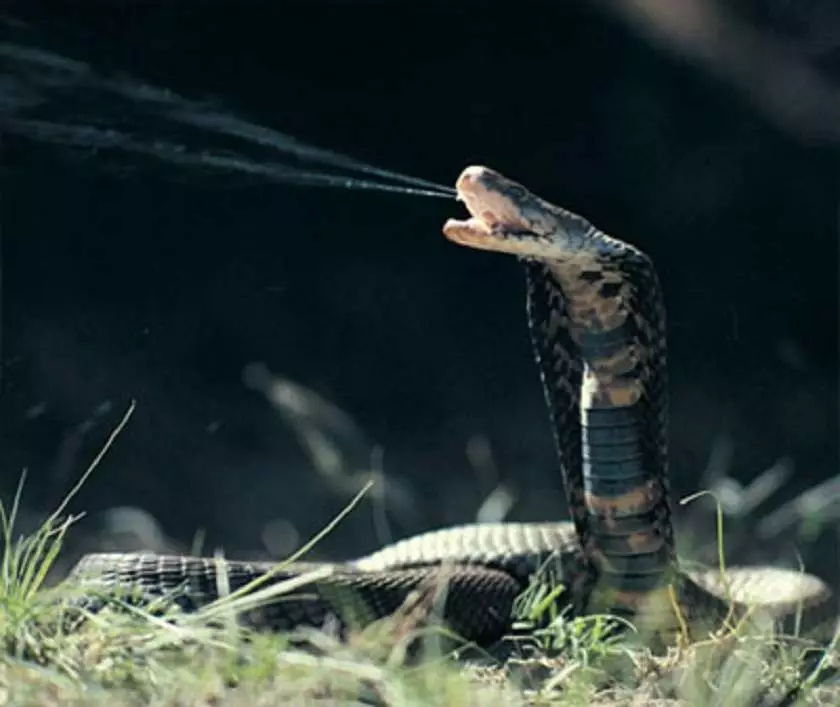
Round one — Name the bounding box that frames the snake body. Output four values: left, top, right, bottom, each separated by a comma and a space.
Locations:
69, 166, 833, 646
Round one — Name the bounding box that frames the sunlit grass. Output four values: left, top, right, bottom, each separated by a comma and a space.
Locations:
0, 405, 837, 705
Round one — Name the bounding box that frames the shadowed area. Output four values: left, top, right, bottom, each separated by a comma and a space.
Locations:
0, 1, 837, 597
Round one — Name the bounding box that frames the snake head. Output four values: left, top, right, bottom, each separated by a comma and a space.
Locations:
442, 166, 592, 259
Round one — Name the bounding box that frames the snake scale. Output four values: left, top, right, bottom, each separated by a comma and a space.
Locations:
68, 166, 833, 647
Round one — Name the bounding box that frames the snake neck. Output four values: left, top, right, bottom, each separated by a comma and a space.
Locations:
524, 252, 678, 619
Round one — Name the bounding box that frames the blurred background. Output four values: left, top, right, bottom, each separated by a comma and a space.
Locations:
1, 1, 838, 582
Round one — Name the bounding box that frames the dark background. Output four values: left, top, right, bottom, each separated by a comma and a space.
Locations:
2, 2, 838, 580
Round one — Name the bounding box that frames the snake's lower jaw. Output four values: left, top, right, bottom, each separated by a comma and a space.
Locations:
442, 218, 484, 246
443, 218, 516, 255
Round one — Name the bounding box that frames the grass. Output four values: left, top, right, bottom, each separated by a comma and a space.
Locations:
0, 405, 838, 706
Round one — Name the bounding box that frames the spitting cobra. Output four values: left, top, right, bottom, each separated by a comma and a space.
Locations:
68, 166, 833, 647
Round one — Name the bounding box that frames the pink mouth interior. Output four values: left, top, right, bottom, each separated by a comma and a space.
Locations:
452, 192, 523, 235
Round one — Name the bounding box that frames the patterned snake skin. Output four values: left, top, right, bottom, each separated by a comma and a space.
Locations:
68, 166, 834, 647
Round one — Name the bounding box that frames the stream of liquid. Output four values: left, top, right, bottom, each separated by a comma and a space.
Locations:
1, 30, 456, 199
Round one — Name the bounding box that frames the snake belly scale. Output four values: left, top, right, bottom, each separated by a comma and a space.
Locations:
69, 166, 833, 647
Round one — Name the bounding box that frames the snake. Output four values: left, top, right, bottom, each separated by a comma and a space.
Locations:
68, 165, 833, 648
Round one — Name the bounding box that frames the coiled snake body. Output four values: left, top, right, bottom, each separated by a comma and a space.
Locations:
69, 166, 833, 647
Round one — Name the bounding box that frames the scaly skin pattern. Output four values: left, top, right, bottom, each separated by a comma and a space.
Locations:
443, 166, 675, 621
67, 166, 834, 647
442, 165, 830, 629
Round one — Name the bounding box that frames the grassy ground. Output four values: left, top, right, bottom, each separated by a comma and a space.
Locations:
2, 407, 838, 706
3, 532, 839, 707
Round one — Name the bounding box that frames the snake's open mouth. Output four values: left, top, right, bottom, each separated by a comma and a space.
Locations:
442, 165, 534, 249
